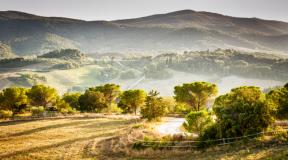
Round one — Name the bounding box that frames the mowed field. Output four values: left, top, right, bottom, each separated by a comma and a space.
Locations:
0, 117, 136, 160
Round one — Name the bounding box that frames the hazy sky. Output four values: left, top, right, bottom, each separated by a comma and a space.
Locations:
0, 0, 287, 22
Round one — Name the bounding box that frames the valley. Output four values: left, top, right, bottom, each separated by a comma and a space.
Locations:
0, 7, 288, 160
0, 49, 286, 95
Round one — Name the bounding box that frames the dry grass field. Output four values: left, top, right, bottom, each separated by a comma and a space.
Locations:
0, 116, 288, 160
0, 116, 137, 160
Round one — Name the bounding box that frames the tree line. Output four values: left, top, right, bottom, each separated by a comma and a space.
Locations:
0, 84, 166, 120
0, 82, 287, 143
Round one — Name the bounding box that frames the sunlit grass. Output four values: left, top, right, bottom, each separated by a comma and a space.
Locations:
0, 117, 135, 159
1, 117, 288, 160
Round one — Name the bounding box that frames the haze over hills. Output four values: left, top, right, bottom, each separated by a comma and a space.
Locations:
0, 10, 288, 56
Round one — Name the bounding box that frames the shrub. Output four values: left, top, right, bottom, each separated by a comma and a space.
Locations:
31, 106, 45, 117
0, 110, 13, 119
198, 123, 220, 148
101, 103, 123, 114
59, 108, 76, 115
56, 100, 75, 115
267, 83, 288, 120
213, 86, 276, 138
197, 86, 276, 148
183, 110, 213, 134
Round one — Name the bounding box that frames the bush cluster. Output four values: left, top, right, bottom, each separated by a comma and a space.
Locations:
180, 83, 288, 147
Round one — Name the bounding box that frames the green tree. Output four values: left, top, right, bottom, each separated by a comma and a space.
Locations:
141, 90, 167, 120
213, 86, 276, 138
27, 85, 59, 109
183, 110, 213, 134
267, 83, 288, 119
0, 87, 29, 115
78, 91, 107, 112
89, 84, 121, 105
174, 82, 218, 111
119, 89, 146, 114
62, 92, 81, 110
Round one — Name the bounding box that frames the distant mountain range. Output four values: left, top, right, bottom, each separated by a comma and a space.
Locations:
0, 10, 288, 56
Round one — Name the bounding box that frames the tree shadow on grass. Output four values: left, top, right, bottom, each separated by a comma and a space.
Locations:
0, 115, 138, 127
0, 131, 118, 159
0, 115, 107, 127
0, 119, 134, 139
0, 119, 47, 127
79, 119, 136, 129
0, 120, 91, 138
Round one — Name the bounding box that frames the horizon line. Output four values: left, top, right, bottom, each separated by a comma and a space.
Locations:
1, 9, 287, 23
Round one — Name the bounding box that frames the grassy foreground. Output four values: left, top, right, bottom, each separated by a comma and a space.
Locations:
0, 116, 288, 160
0, 116, 136, 160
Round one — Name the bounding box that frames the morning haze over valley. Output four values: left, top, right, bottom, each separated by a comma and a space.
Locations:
0, 0, 288, 159
0, 9, 287, 94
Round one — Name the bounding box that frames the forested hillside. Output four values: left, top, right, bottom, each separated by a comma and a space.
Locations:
1, 10, 288, 55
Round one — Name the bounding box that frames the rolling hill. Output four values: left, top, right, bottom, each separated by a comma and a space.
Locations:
0, 10, 288, 55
